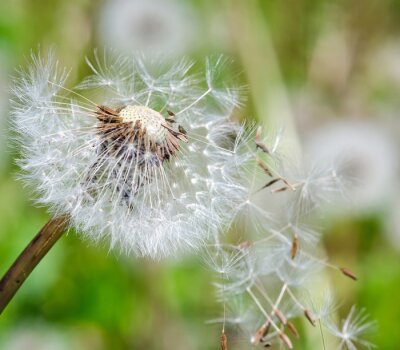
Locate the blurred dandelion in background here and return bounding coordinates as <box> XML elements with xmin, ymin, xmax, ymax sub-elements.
<box><xmin>97</xmin><ymin>0</ymin><xmax>198</xmax><ymax>57</ymax></box>
<box><xmin>2</xmin><ymin>324</ymin><xmax>81</xmax><ymax>350</ymax></box>
<box><xmin>305</xmin><ymin>120</ymin><xmax>398</xmax><ymax>214</ymax></box>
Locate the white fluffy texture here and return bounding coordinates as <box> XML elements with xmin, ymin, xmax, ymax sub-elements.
<box><xmin>325</xmin><ymin>306</ymin><xmax>376</xmax><ymax>350</ymax></box>
<box><xmin>202</xmin><ymin>118</ymin><xmax>375</xmax><ymax>347</ymax></box>
<box><xmin>12</xmin><ymin>50</ymin><xmax>251</xmax><ymax>259</ymax></box>
<box><xmin>202</xmin><ymin>123</ymin><xmax>347</xmax><ymax>299</ymax></box>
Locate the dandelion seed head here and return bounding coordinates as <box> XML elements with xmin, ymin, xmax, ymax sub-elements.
<box><xmin>119</xmin><ymin>105</ymin><xmax>166</xmax><ymax>141</ymax></box>
<box><xmin>12</xmin><ymin>49</ymin><xmax>248</xmax><ymax>259</ymax></box>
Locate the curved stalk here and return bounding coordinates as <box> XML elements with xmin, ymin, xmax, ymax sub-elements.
<box><xmin>0</xmin><ymin>216</ymin><xmax>68</xmax><ymax>314</ymax></box>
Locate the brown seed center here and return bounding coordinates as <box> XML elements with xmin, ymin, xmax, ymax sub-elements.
<box><xmin>119</xmin><ymin>105</ymin><xmax>167</xmax><ymax>143</ymax></box>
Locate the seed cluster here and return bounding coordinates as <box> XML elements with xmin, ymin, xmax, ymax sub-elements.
<box><xmin>91</xmin><ymin>105</ymin><xmax>188</xmax><ymax>204</ymax></box>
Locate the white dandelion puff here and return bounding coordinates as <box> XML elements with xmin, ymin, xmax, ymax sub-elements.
<box><xmin>11</xmin><ymin>49</ymin><xmax>247</xmax><ymax>259</ymax></box>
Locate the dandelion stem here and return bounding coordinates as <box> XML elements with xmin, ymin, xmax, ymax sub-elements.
<box><xmin>0</xmin><ymin>216</ymin><xmax>68</xmax><ymax>314</ymax></box>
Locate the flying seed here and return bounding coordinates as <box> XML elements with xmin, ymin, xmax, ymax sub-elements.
<box><xmin>286</xmin><ymin>321</ymin><xmax>299</xmax><ymax>338</ymax></box>
<box><xmin>340</xmin><ymin>267</ymin><xmax>357</xmax><ymax>281</ymax></box>
<box><xmin>256</xmin><ymin>158</ymin><xmax>273</xmax><ymax>177</ymax></box>
<box><xmin>280</xmin><ymin>178</ymin><xmax>296</xmax><ymax>191</ymax></box>
<box><xmin>263</xmin><ymin>178</ymin><xmax>280</xmax><ymax>189</ymax></box>
<box><xmin>255</xmin><ymin>126</ymin><xmax>270</xmax><ymax>153</ymax></box>
<box><xmin>220</xmin><ymin>329</ymin><xmax>228</xmax><ymax>350</ymax></box>
<box><xmin>275</xmin><ymin>309</ymin><xmax>287</xmax><ymax>324</ymax></box>
<box><xmin>279</xmin><ymin>332</ymin><xmax>293</xmax><ymax>349</ymax></box>
<box><xmin>304</xmin><ymin>309</ymin><xmax>316</xmax><ymax>326</ymax></box>
<box><xmin>291</xmin><ymin>236</ymin><xmax>299</xmax><ymax>259</ymax></box>
<box><xmin>271</xmin><ymin>186</ymin><xmax>288</xmax><ymax>193</ymax></box>
<box><xmin>251</xmin><ymin>321</ymin><xmax>270</xmax><ymax>345</ymax></box>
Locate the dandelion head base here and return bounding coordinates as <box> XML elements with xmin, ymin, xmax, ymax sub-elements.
<box><xmin>95</xmin><ymin>104</ymin><xmax>187</xmax><ymax>159</ymax></box>
<box><xmin>119</xmin><ymin>105</ymin><xmax>167</xmax><ymax>142</ymax></box>
<box><xmin>92</xmin><ymin>104</ymin><xmax>188</xmax><ymax>204</ymax></box>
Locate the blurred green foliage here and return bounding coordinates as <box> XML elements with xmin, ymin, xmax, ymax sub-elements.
<box><xmin>0</xmin><ymin>0</ymin><xmax>399</xmax><ymax>349</ymax></box>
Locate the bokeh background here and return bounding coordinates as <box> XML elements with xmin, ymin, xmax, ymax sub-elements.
<box><xmin>0</xmin><ymin>0</ymin><xmax>399</xmax><ymax>349</ymax></box>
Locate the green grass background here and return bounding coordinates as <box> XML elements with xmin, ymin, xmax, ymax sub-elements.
<box><xmin>0</xmin><ymin>0</ymin><xmax>399</xmax><ymax>349</ymax></box>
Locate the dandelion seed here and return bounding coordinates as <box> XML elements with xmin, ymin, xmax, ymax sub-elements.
<box><xmin>304</xmin><ymin>309</ymin><xmax>317</xmax><ymax>327</ymax></box>
<box><xmin>251</xmin><ymin>321</ymin><xmax>270</xmax><ymax>345</ymax></box>
<box><xmin>271</xmin><ymin>186</ymin><xmax>288</xmax><ymax>193</ymax></box>
<box><xmin>286</xmin><ymin>321</ymin><xmax>299</xmax><ymax>338</ymax></box>
<box><xmin>256</xmin><ymin>158</ymin><xmax>273</xmax><ymax>177</ymax></box>
<box><xmin>325</xmin><ymin>306</ymin><xmax>376</xmax><ymax>350</ymax></box>
<box><xmin>279</xmin><ymin>332</ymin><xmax>293</xmax><ymax>349</ymax></box>
<box><xmin>291</xmin><ymin>236</ymin><xmax>299</xmax><ymax>259</ymax></box>
<box><xmin>340</xmin><ymin>267</ymin><xmax>358</xmax><ymax>281</ymax></box>
<box><xmin>275</xmin><ymin>309</ymin><xmax>287</xmax><ymax>325</ymax></box>
<box><xmin>255</xmin><ymin>126</ymin><xmax>270</xmax><ymax>154</ymax></box>
<box><xmin>220</xmin><ymin>329</ymin><xmax>228</xmax><ymax>350</ymax></box>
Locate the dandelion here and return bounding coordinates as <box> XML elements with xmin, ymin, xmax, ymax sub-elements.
<box><xmin>0</xmin><ymin>49</ymin><xmax>246</xmax><ymax>312</ymax></box>
<box><xmin>0</xmin><ymin>48</ymin><xmax>374</xmax><ymax>349</ymax></box>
